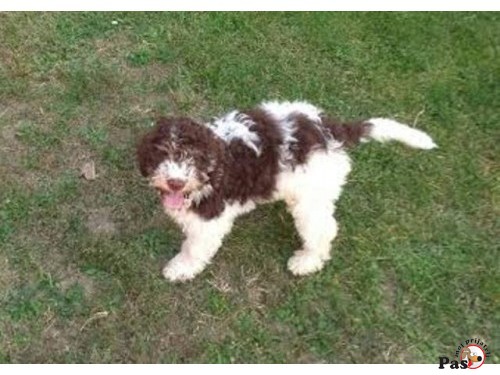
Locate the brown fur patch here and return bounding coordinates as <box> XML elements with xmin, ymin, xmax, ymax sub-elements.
<box><xmin>225</xmin><ymin>109</ymin><xmax>282</xmax><ymax>199</ymax></box>
<box><xmin>287</xmin><ymin>112</ymin><xmax>328</xmax><ymax>165</ymax></box>
<box><xmin>193</xmin><ymin>109</ymin><xmax>283</xmax><ymax>219</ymax></box>
<box><xmin>321</xmin><ymin>116</ymin><xmax>371</xmax><ymax>147</ymax></box>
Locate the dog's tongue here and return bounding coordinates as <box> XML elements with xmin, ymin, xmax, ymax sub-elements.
<box><xmin>162</xmin><ymin>191</ymin><xmax>184</xmax><ymax>210</ymax></box>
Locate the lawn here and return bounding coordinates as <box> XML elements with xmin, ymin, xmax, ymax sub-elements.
<box><xmin>0</xmin><ymin>12</ymin><xmax>498</xmax><ymax>363</ymax></box>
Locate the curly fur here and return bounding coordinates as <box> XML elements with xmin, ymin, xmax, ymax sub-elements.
<box><xmin>137</xmin><ymin>100</ymin><xmax>437</xmax><ymax>282</ymax></box>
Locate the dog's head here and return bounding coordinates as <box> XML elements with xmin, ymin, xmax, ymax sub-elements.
<box><xmin>137</xmin><ymin>117</ymin><xmax>226</xmax><ymax>211</ymax></box>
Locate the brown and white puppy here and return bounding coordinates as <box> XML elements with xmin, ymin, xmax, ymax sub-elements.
<box><xmin>137</xmin><ymin>101</ymin><xmax>436</xmax><ymax>282</ymax></box>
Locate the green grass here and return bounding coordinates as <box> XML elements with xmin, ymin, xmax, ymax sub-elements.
<box><xmin>0</xmin><ymin>12</ymin><xmax>499</xmax><ymax>363</ymax></box>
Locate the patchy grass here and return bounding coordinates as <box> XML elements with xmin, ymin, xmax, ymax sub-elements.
<box><xmin>0</xmin><ymin>12</ymin><xmax>499</xmax><ymax>363</ymax></box>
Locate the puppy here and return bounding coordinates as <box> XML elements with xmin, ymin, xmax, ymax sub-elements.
<box><xmin>137</xmin><ymin>101</ymin><xmax>436</xmax><ymax>282</ymax></box>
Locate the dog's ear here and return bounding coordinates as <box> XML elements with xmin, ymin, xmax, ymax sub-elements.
<box><xmin>136</xmin><ymin>118</ymin><xmax>174</xmax><ymax>177</ymax></box>
<box><xmin>136</xmin><ymin>130</ymin><xmax>157</xmax><ymax>177</ymax></box>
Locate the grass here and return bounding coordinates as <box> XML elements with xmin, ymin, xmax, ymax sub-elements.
<box><xmin>0</xmin><ymin>12</ymin><xmax>499</xmax><ymax>363</ymax></box>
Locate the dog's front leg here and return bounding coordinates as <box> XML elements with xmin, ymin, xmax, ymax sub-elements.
<box><xmin>162</xmin><ymin>212</ymin><xmax>235</xmax><ymax>282</ymax></box>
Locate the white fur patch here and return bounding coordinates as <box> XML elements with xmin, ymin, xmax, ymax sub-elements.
<box><xmin>277</xmin><ymin>118</ymin><xmax>298</xmax><ymax>166</ymax></box>
<box><xmin>367</xmin><ymin>118</ymin><xmax>437</xmax><ymax>149</ymax></box>
<box><xmin>190</xmin><ymin>185</ymin><xmax>214</xmax><ymax>205</ymax></box>
<box><xmin>208</xmin><ymin>111</ymin><xmax>261</xmax><ymax>155</ymax></box>
<box><xmin>275</xmin><ymin>146</ymin><xmax>350</xmax><ymax>275</ymax></box>
<box><xmin>156</xmin><ymin>159</ymin><xmax>195</xmax><ymax>180</ymax></box>
<box><xmin>260</xmin><ymin>100</ymin><xmax>323</xmax><ymax>123</ymax></box>
<box><xmin>287</xmin><ymin>250</ymin><xmax>325</xmax><ymax>275</ymax></box>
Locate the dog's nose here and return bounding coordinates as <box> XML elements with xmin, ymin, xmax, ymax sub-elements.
<box><xmin>167</xmin><ymin>179</ymin><xmax>186</xmax><ymax>191</ymax></box>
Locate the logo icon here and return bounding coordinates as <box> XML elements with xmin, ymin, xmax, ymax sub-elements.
<box><xmin>439</xmin><ymin>338</ymin><xmax>491</xmax><ymax>369</ymax></box>
<box><xmin>460</xmin><ymin>345</ymin><xmax>485</xmax><ymax>369</ymax></box>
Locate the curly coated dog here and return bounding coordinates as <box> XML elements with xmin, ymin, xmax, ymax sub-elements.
<box><xmin>137</xmin><ymin>101</ymin><xmax>436</xmax><ymax>282</ymax></box>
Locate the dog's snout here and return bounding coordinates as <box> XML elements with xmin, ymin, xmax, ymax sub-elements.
<box><xmin>167</xmin><ymin>178</ymin><xmax>186</xmax><ymax>191</ymax></box>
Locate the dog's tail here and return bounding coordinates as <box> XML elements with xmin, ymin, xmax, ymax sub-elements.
<box><xmin>324</xmin><ymin>117</ymin><xmax>437</xmax><ymax>150</ymax></box>
<box><xmin>363</xmin><ymin>118</ymin><xmax>437</xmax><ymax>149</ymax></box>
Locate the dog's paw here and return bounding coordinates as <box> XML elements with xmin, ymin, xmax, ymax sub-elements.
<box><xmin>287</xmin><ymin>250</ymin><xmax>325</xmax><ymax>276</ymax></box>
<box><xmin>162</xmin><ymin>254</ymin><xmax>206</xmax><ymax>282</ymax></box>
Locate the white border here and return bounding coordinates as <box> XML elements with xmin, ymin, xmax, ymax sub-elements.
<box><xmin>0</xmin><ymin>0</ymin><xmax>498</xmax><ymax>370</ymax></box>
<box><xmin>1</xmin><ymin>0</ymin><xmax>500</xmax><ymax>11</ymax></box>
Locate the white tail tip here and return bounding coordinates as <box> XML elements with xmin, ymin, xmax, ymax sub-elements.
<box><xmin>367</xmin><ymin>118</ymin><xmax>437</xmax><ymax>150</ymax></box>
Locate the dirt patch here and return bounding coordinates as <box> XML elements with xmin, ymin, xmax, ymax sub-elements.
<box><xmin>0</xmin><ymin>119</ymin><xmax>27</xmax><ymax>167</ymax></box>
<box><xmin>92</xmin><ymin>35</ymin><xmax>173</xmax><ymax>87</ymax></box>
<box><xmin>0</xmin><ymin>101</ymin><xmax>82</xmax><ymax>187</ymax></box>
<box><xmin>295</xmin><ymin>351</ymin><xmax>328</xmax><ymax>364</ymax></box>
<box><xmin>93</xmin><ymin>34</ymin><xmax>135</xmax><ymax>62</ymax></box>
<box><xmin>1</xmin><ymin>122</ymin><xmax>19</xmax><ymax>144</ymax></box>
<box><xmin>159</xmin><ymin>326</ymin><xmax>202</xmax><ymax>362</ymax></box>
<box><xmin>85</xmin><ymin>207</ymin><xmax>117</xmax><ymax>236</ymax></box>
<box><xmin>94</xmin><ymin>34</ymin><xmax>209</xmax><ymax>117</ymax></box>
<box><xmin>0</xmin><ymin>255</ymin><xmax>18</xmax><ymax>296</ymax></box>
<box><xmin>57</xmin><ymin>268</ymin><xmax>96</xmax><ymax>297</ymax></box>
<box><xmin>41</xmin><ymin>323</ymin><xmax>73</xmax><ymax>355</ymax></box>
<box><xmin>207</xmin><ymin>263</ymin><xmax>233</xmax><ymax>294</ymax></box>
<box><xmin>243</xmin><ymin>272</ymin><xmax>269</xmax><ymax>310</ymax></box>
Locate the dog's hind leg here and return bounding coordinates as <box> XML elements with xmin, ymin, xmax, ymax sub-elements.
<box><xmin>287</xmin><ymin>198</ymin><xmax>338</xmax><ymax>275</ymax></box>
<box><xmin>283</xmin><ymin>149</ymin><xmax>351</xmax><ymax>276</ymax></box>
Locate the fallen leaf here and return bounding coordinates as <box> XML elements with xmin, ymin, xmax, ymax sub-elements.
<box><xmin>80</xmin><ymin>161</ymin><xmax>97</xmax><ymax>180</ymax></box>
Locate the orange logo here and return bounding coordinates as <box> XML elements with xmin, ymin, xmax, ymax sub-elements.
<box><xmin>460</xmin><ymin>345</ymin><xmax>486</xmax><ymax>369</ymax></box>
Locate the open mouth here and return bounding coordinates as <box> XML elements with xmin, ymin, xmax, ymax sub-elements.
<box><xmin>160</xmin><ymin>190</ymin><xmax>189</xmax><ymax>210</ymax></box>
